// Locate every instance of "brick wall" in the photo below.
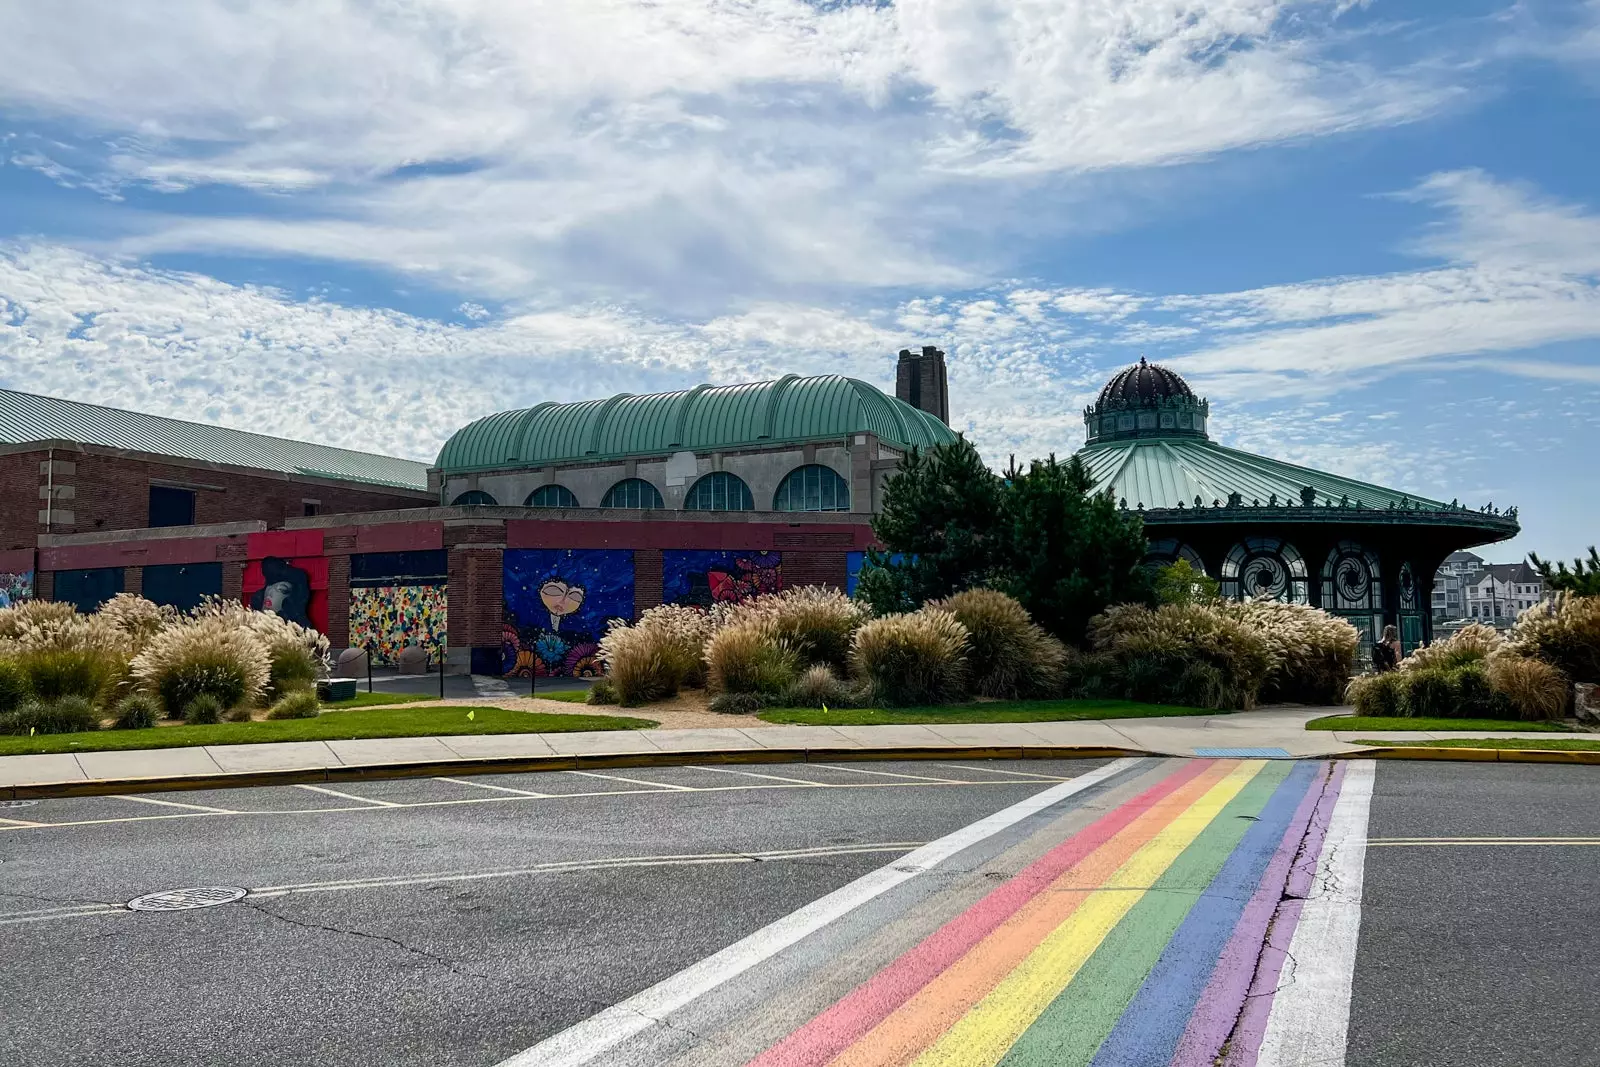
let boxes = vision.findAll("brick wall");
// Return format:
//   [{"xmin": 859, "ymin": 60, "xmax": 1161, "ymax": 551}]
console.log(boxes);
[{"xmin": 634, "ymin": 548, "xmax": 664, "ymax": 615}]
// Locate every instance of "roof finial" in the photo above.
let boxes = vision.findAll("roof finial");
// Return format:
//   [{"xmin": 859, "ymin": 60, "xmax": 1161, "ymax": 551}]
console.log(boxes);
[{"xmin": 1139, "ymin": 354, "xmax": 1147, "ymax": 366}]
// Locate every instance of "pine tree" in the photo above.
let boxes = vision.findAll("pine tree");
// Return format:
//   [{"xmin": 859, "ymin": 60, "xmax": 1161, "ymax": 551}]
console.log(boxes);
[
  {"xmin": 1530, "ymin": 547, "xmax": 1600, "ymax": 596},
  {"xmin": 855, "ymin": 438, "xmax": 1006, "ymax": 615},
  {"xmin": 996, "ymin": 454, "xmax": 1152, "ymax": 644}
]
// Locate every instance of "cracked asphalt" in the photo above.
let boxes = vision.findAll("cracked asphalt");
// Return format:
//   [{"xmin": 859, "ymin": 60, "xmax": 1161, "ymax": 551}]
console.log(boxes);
[{"xmin": 3, "ymin": 757, "xmax": 1596, "ymax": 1067}]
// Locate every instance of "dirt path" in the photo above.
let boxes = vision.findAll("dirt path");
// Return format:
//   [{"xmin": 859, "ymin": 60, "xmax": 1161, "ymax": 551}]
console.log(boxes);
[{"xmin": 441, "ymin": 690, "xmax": 771, "ymax": 731}]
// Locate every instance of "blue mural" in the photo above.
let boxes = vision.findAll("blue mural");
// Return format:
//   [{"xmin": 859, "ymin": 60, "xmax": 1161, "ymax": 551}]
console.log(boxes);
[
  {"xmin": 662, "ymin": 550, "xmax": 784, "ymax": 607},
  {"xmin": 503, "ymin": 549, "xmax": 634, "ymax": 678},
  {"xmin": 846, "ymin": 551, "xmax": 907, "ymax": 596}
]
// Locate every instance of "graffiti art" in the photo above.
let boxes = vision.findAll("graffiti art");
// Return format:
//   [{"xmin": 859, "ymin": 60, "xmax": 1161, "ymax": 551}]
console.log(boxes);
[
  {"xmin": 0, "ymin": 571, "xmax": 34, "ymax": 608},
  {"xmin": 250, "ymin": 556, "xmax": 314, "ymax": 627},
  {"xmin": 503, "ymin": 549, "xmax": 634, "ymax": 678},
  {"xmin": 662, "ymin": 550, "xmax": 783, "ymax": 607},
  {"xmin": 350, "ymin": 585, "xmax": 448, "ymax": 665}
]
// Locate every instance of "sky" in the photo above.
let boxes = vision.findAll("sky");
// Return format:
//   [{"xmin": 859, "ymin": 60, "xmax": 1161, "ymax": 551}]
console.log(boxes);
[{"xmin": 0, "ymin": 0, "xmax": 1596, "ymax": 562}]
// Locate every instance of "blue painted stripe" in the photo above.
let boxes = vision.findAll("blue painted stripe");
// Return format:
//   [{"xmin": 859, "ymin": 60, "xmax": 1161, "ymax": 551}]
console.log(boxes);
[
  {"xmin": 1192, "ymin": 747, "xmax": 1292, "ymax": 758},
  {"xmin": 1085, "ymin": 760, "xmax": 1319, "ymax": 1067}
]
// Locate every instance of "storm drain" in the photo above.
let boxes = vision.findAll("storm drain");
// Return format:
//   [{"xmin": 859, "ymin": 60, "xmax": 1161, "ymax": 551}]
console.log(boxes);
[{"xmin": 127, "ymin": 886, "xmax": 248, "ymax": 913}]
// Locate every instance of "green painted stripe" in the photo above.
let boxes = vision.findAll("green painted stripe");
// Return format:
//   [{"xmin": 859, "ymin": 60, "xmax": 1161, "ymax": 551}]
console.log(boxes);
[{"xmin": 996, "ymin": 760, "xmax": 1293, "ymax": 1067}]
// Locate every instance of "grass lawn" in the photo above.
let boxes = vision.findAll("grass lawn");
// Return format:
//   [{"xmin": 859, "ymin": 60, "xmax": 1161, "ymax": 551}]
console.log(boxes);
[
  {"xmin": 0, "ymin": 704, "xmax": 656, "ymax": 757},
  {"xmin": 1308, "ymin": 715, "xmax": 1571, "ymax": 732},
  {"xmin": 759, "ymin": 698, "xmax": 1214, "ymax": 727},
  {"xmin": 530, "ymin": 689, "xmax": 590, "ymax": 703},
  {"xmin": 322, "ymin": 691, "xmax": 439, "ymax": 709},
  {"xmin": 1353, "ymin": 737, "xmax": 1600, "ymax": 751}
]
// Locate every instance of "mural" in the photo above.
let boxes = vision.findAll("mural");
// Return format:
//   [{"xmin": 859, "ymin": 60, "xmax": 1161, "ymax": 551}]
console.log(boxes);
[
  {"xmin": 249, "ymin": 556, "xmax": 315, "ymax": 628},
  {"xmin": 350, "ymin": 585, "xmax": 448, "ymax": 666},
  {"xmin": 0, "ymin": 571, "xmax": 34, "ymax": 608},
  {"xmin": 845, "ymin": 552, "xmax": 907, "ymax": 597},
  {"xmin": 662, "ymin": 550, "xmax": 783, "ymax": 607},
  {"xmin": 503, "ymin": 549, "xmax": 634, "ymax": 677}
]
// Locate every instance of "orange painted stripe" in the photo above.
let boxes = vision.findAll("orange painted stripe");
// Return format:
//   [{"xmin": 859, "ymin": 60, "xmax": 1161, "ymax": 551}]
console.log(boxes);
[{"xmin": 824, "ymin": 759, "xmax": 1241, "ymax": 1067}]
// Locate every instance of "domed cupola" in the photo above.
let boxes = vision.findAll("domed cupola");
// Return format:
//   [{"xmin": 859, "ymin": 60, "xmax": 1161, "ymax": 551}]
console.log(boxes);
[{"xmin": 1083, "ymin": 356, "xmax": 1210, "ymax": 445}]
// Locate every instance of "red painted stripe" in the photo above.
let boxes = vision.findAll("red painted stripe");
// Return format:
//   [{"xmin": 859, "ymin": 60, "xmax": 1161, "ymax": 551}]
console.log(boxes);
[{"xmin": 745, "ymin": 759, "xmax": 1214, "ymax": 1067}]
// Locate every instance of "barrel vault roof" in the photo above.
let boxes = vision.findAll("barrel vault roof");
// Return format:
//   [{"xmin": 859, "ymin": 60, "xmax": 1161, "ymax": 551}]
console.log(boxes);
[{"xmin": 435, "ymin": 374, "xmax": 958, "ymax": 473}]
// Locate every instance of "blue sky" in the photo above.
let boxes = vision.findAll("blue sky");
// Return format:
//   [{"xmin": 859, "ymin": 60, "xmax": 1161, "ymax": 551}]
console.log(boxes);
[{"xmin": 0, "ymin": 0, "xmax": 1596, "ymax": 561}]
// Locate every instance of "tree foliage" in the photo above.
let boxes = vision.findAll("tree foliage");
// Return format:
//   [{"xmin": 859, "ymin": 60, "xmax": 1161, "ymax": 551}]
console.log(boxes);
[
  {"xmin": 1153, "ymin": 559, "xmax": 1221, "ymax": 606},
  {"xmin": 1529, "ymin": 547, "xmax": 1600, "ymax": 596},
  {"xmin": 857, "ymin": 439, "xmax": 1152, "ymax": 644}
]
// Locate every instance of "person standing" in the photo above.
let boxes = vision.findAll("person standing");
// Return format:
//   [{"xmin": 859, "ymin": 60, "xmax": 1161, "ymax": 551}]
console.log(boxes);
[{"xmin": 1372, "ymin": 624, "xmax": 1402, "ymax": 672}]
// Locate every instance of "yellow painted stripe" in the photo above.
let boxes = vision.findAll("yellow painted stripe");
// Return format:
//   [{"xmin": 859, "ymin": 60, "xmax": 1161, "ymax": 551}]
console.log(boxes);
[{"xmin": 908, "ymin": 760, "xmax": 1266, "ymax": 1067}]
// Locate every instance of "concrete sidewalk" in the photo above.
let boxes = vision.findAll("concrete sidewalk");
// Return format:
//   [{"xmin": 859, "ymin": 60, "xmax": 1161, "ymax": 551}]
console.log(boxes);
[{"xmin": 1, "ymin": 708, "xmax": 1586, "ymax": 797}]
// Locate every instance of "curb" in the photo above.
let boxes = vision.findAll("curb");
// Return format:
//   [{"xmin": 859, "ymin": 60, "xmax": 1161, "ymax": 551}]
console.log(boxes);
[
  {"xmin": 3, "ymin": 745, "xmax": 1145, "ymax": 800},
  {"xmin": 1340, "ymin": 746, "xmax": 1600, "ymax": 765}
]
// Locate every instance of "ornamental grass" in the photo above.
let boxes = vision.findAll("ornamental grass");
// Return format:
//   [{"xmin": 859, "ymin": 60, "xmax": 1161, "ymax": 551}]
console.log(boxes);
[
  {"xmin": 1219, "ymin": 599, "xmax": 1357, "ymax": 705},
  {"xmin": 849, "ymin": 609, "xmax": 970, "ymax": 706},
  {"xmin": 931, "ymin": 588, "xmax": 1066, "ymax": 699},
  {"xmin": 1505, "ymin": 593, "xmax": 1600, "ymax": 684}
]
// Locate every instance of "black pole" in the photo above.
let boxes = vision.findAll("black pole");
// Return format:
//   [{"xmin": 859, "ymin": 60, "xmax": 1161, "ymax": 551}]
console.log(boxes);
[
  {"xmin": 439, "ymin": 647, "xmax": 445, "ymax": 699},
  {"xmin": 530, "ymin": 658, "xmax": 536, "ymax": 700},
  {"xmin": 366, "ymin": 645, "xmax": 373, "ymax": 693}
]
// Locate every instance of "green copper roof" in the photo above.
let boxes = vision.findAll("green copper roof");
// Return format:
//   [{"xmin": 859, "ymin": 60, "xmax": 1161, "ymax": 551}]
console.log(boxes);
[
  {"xmin": 0, "ymin": 388, "xmax": 430, "ymax": 491},
  {"xmin": 1077, "ymin": 435, "xmax": 1446, "ymax": 511},
  {"xmin": 435, "ymin": 374, "xmax": 958, "ymax": 473}
]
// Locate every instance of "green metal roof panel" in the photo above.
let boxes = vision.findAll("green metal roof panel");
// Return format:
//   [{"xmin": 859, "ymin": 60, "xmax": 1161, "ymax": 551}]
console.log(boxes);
[
  {"xmin": 0, "ymin": 388, "xmax": 429, "ymax": 490},
  {"xmin": 1077, "ymin": 436, "xmax": 1446, "ymax": 511},
  {"xmin": 435, "ymin": 375, "xmax": 959, "ymax": 473}
]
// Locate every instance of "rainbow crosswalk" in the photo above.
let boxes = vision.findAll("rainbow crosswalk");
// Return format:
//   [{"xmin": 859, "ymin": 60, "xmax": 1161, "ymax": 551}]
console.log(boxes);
[{"xmin": 742, "ymin": 758, "xmax": 1347, "ymax": 1067}]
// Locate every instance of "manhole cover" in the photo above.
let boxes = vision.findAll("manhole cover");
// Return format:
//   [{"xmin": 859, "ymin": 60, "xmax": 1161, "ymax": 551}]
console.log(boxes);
[
  {"xmin": 0, "ymin": 800, "xmax": 40, "ymax": 809},
  {"xmin": 127, "ymin": 886, "xmax": 248, "ymax": 912}
]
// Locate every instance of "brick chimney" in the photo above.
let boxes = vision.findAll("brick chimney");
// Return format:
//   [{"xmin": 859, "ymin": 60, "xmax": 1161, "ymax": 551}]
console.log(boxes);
[{"xmin": 895, "ymin": 345, "xmax": 949, "ymax": 424}]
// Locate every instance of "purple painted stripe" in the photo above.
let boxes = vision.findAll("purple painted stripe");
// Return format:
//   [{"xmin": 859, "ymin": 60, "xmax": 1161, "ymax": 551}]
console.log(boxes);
[
  {"xmin": 1217, "ymin": 760, "xmax": 1350, "ymax": 1067},
  {"xmin": 1169, "ymin": 761, "xmax": 1345, "ymax": 1066}
]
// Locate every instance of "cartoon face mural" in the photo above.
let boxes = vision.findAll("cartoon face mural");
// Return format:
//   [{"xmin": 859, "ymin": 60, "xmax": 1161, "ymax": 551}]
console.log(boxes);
[
  {"xmin": 662, "ymin": 550, "xmax": 783, "ymax": 607},
  {"xmin": 0, "ymin": 571, "xmax": 34, "ymax": 609},
  {"xmin": 250, "ymin": 556, "xmax": 313, "ymax": 627},
  {"xmin": 503, "ymin": 549, "xmax": 634, "ymax": 678}
]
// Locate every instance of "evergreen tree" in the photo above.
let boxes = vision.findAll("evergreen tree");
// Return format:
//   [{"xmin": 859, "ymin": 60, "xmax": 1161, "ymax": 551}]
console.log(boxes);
[
  {"xmin": 1529, "ymin": 547, "xmax": 1600, "ymax": 596},
  {"xmin": 1154, "ymin": 559, "xmax": 1221, "ymax": 605},
  {"xmin": 996, "ymin": 454, "xmax": 1152, "ymax": 644},
  {"xmin": 854, "ymin": 438, "xmax": 1006, "ymax": 615}
]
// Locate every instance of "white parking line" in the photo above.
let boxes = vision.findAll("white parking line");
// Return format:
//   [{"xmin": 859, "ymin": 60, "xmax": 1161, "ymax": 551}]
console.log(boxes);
[
  {"xmin": 809, "ymin": 763, "xmax": 966, "ymax": 784},
  {"xmin": 686, "ymin": 766, "xmax": 825, "ymax": 786},
  {"xmin": 111, "ymin": 794, "xmax": 239, "ymax": 814},
  {"xmin": 930, "ymin": 763, "xmax": 1073, "ymax": 781},
  {"xmin": 294, "ymin": 784, "xmax": 397, "ymax": 807},
  {"xmin": 566, "ymin": 770, "xmax": 694, "ymax": 790},
  {"xmin": 435, "ymin": 776, "xmax": 551, "ymax": 797},
  {"xmin": 0, "ymin": 814, "xmax": 43, "ymax": 827},
  {"xmin": 496, "ymin": 757, "xmax": 1141, "ymax": 1067}
]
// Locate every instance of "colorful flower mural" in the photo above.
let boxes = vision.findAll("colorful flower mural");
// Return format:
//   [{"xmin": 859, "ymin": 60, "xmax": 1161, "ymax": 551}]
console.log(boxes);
[
  {"xmin": 0, "ymin": 571, "xmax": 34, "ymax": 608},
  {"xmin": 349, "ymin": 585, "xmax": 448, "ymax": 666},
  {"xmin": 503, "ymin": 549, "xmax": 634, "ymax": 677},
  {"xmin": 662, "ymin": 550, "xmax": 783, "ymax": 607}
]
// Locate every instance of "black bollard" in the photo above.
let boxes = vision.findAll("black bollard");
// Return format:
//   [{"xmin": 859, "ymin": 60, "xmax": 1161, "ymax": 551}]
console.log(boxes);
[
  {"xmin": 366, "ymin": 645, "xmax": 373, "ymax": 693},
  {"xmin": 439, "ymin": 647, "xmax": 445, "ymax": 700}
]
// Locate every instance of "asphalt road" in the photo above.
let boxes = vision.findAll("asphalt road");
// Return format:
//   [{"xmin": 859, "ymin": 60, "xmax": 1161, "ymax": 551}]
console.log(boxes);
[{"xmin": 1, "ymin": 756, "xmax": 1595, "ymax": 1067}]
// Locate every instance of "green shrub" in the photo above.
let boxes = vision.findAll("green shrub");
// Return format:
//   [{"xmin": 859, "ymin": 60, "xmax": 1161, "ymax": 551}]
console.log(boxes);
[
  {"xmin": 1219, "ymin": 600, "xmax": 1357, "ymax": 705},
  {"xmin": 225, "ymin": 705, "xmax": 254, "ymax": 722},
  {"xmin": 1449, "ymin": 663, "xmax": 1513, "ymax": 719},
  {"xmin": 705, "ymin": 621, "xmax": 799, "ymax": 697},
  {"xmin": 266, "ymin": 645, "xmax": 320, "ymax": 700},
  {"xmin": 744, "ymin": 587, "xmax": 866, "ymax": 672},
  {"xmin": 783, "ymin": 664, "xmax": 856, "ymax": 709},
  {"xmin": 1399, "ymin": 669, "xmax": 1454, "ymax": 718},
  {"xmin": 1487, "ymin": 654, "xmax": 1570, "ymax": 720},
  {"xmin": 598, "ymin": 605, "xmax": 715, "ymax": 705},
  {"xmin": 130, "ymin": 617, "xmax": 269, "ymax": 717},
  {"xmin": 0, "ymin": 696, "xmax": 100, "ymax": 735},
  {"xmin": 586, "ymin": 678, "xmax": 620, "ymax": 705},
  {"xmin": 708, "ymin": 691, "xmax": 767, "ymax": 715},
  {"xmin": 16, "ymin": 647, "xmax": 119, "ymax": 703},
  {"xmin": 850, "ymin": 609, "xmax": 970, "ymax": 706},
  {"xmin": 1087, "ymin": 603, "xmax": 1273, "ymax": 710},
  {"xmin": 266, "ymin": 689, "xmax": 321, "ymax": 720},
  {"xmin": 183, "ymin": 693, "xmax": 225, "ymax": 724},
  {"xmin": 1506, "ymin": 593, "xmax": 1600, "ymax": 683},
  {"xmin": 0, "ymin": 657, "xmax": 29, "ymax": 715},
  {"xmin": 1403, "ymin": 622, "xmax": 1503, "ymax": 674},
  {"xmin": 111, "ymin": 693, "xmax": 161, "ymax": 730},
  {"xmin": 931, "ymin": 588, "xmax": 1065, "ymax": 699},
  {"xmin": 1060, "ymin": 649, "xmax": 1121, "ymax": 699},
  {"xmin": 1345, "ymin": 672, "xmax": 1403, "ymax": 717}
]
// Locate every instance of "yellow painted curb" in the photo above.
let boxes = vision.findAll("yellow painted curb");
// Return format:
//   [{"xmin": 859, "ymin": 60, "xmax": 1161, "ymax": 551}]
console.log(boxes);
[{"xmin": 1343, "ymin": 746, "xmax": 1600, "ymax": 765}]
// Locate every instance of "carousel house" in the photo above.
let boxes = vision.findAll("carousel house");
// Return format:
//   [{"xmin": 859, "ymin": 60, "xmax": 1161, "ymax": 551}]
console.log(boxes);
[{"xmin": 1076, "ymin": 358, "xmax": 1520, "ymax": 657}]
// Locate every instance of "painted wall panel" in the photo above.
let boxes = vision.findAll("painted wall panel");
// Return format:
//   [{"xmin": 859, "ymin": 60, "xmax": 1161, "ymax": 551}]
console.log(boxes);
[
  {"xmin": 662, "ymin": 549, "xmax": 783, "ymax": 607},
  {"xmin": 53, "ymin": 567, "xmax": 124, "ymax": 612},
  {"xmin": 142, "ymin": 562, "xmax": 223, "ymax": 613},
  {"xmin": 503, "ymin": 549, "xmax": 633, "ymax": 677},
  {"xmin": 350, "ymin": 585, "xmax": 448, "ymax": 665},
  {"xmin": 243, "ymin": 555, "xmax": 330, "ymax": 632},
  {"xmin": 0, "ymin": 571, "xmax": 34, "ymax": 607}
]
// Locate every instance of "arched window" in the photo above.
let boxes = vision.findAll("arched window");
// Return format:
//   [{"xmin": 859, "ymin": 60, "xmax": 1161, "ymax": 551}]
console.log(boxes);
[
  {"xmin": 1220, "ymin": 537, "xmax": 1308, "ymax": 604},
  {"xmin": 525, "ymin": 484, "xmax": 578, "ymax": 508},
  {"xmin": 773, "ymin": 464, "xmax": 850, "ymax": 512},
  {"xmin": 451, "ymin": 490, "xmax": 497, "ymax": 506},
  {"xmin": 600, "ymin": 478, "xmax": 664, "ymax": 510},
  {"xmin": 1321, "ymin": 541, "xmax": 1382, "ymax": 611},
  {"xmin": 684, "ymin": 471, "xmax": 753, "ymax": 511},
  {"xmin": 1143, "ymin": 538, "xmax": 1207, "ymax": 575}
]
